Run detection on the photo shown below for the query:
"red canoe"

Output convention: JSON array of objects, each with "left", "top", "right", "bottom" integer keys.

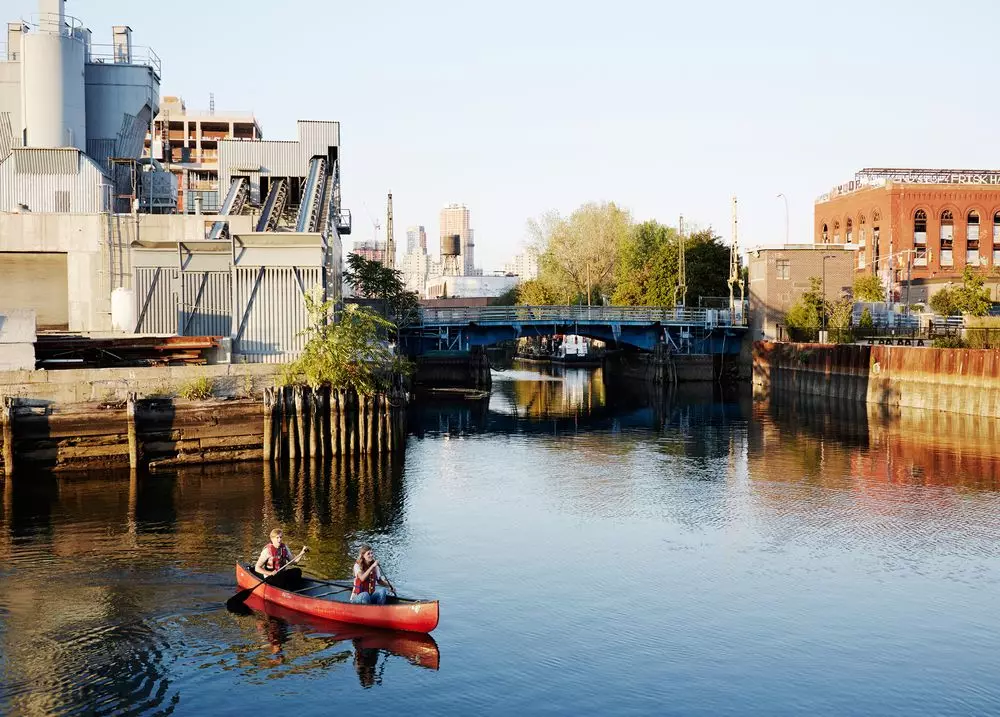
[
  {"left": 244, "top": 593, "right": 441, "bottom": 670},
  {"left": 235, "top": 563, "right": 440, "bottom": 634}
]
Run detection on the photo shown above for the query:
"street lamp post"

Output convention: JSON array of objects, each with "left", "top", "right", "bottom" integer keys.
[
  {"left": 777, "top": 193, "right": 789, "bottom": 245},
  {"left": 822, "top": 254, "right": 836, "bottom": 338}
]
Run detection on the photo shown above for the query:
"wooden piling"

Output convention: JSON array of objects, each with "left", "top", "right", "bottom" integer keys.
[
  {"left": 2, "top": 397, "right": 15, "bottom": 479},
  {"left": 311, "top": 387, "right": 323, "bottom": 458},
  {"left": 126, "top": 393, "right": 141, "bottom": 470},
  {"left": 263, "top": 387, "right": 274, "bottom": 461},
  {"left": 287, "top": 386, "right": 299, "bottom": 460},
  {"left": 295, "top": 386, "right": 307, "bottom": 458},
  {"left": 319, "top": 387, "right": 331, "bottom": 457},
  {"left": 335, "top": 390, "right": 344, "bottom": 456},
  {"left": 365, "top": 394, "right": 375, "bottom": 454}
]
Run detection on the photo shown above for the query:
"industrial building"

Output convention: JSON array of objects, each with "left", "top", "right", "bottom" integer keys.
[
  {"left": 0, "top": 0, "right": 350, "bottom": 364},
  {"left": 143, "top": 95, "right": 262, "bottom": 214},
  {"left": 814, "top": 168, "right": 1000, "bottom": 303},
  {"left": 747, "top": 244, "right": 855, "bottom": 342}
]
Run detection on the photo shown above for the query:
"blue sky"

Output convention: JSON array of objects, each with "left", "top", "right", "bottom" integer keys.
[{"left": 58, "top": 0, "right": 1000, "bottom": 269}]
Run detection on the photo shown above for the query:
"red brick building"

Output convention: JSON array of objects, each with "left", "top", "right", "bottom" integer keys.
[{"left": 814, "top": 168, "right": 1000, "bottom": 303}]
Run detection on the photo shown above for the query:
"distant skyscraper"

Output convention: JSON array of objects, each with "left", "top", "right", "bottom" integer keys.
[
  {"left": 406, "top": 225, "right": 427, "bottom": 255},
  {"left": 440, "top": 203, "right": 474, "bottom": 275}
]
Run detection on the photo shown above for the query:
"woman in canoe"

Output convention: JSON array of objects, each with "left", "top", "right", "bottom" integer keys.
[
  {"left": 352, "top": 544, "right": 396, "bottom": 605},
  {"left": 254, "top": 528, "right": 307, "bottom": 588}
]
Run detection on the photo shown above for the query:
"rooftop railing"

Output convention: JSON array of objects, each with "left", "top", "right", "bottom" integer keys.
[{"left": 88, "top": 44, "right": 162, "bottom": 77}]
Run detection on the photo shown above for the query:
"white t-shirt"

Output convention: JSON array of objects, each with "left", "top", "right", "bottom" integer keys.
[{"left": 353, "top": 562, "right": 381, "bottom": 585}]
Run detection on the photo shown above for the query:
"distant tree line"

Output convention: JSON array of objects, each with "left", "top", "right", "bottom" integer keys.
[{"left": 510, "top": 201, "right": 734, "bottom": 307}]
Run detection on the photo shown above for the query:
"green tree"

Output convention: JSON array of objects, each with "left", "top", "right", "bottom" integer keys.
[
  {"left": 853, "top": 274, "right": 886, "bottom": 303},
  {"left": 684, "top": 230, "right": 733, "bottom": 306},
  {"left": 953, "top": 266, "right": 992, "bottom": 317},
  {"left": 530, "top": 201, "right": 632, "bottom": 304},
  {"left": 827, "top": 294, "right": 854, "bottom": 343},
  {"left": 612, "top": 220, "right": 676, "bottom": 306},
  {"left": 345, "top": 253, "right": 420, "bottom": 327},
  {"left": 929, "top": 287, "right": 958, "bottom": 316},
  {"left": 783, "top": 276, "right": 825, "bottom": 341},
  {"left": 611, "top": 223, "right": 731, "bottom": 307},
  {"left": 930, "top": 267, "right": 992, "bottom": 316},
  {"left": 858, "top": 307, "right": 874, "bottom": 330},
  {"left": 281, "top": 296, "right": 411, "bottom": 393}
]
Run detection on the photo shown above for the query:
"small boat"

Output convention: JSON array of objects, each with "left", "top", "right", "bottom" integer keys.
[
  {"left": 234, "top": 562, "right": 440, "bottom": 634},
  {"left": 244, "top": 593, "right": 440, "bottom": 670}
]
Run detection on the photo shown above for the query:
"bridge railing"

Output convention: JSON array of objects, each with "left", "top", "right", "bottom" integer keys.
[{"left": 415, "top": 305, "right": 747, "bottom": 327}]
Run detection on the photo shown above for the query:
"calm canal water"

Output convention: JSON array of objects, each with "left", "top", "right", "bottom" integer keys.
[{"left": 2, "top": 362, "right": 1000, "bottom": 715}]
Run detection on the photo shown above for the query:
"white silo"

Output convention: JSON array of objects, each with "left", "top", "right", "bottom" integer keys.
[{"left": 20, "top": 0, "right": 87, "bottom": 150}]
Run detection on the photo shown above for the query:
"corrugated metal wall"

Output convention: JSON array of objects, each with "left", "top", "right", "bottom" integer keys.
[
  {"left": 134, "top": 266, "right": 178, "bottom": 334},
  {"left": 180, "top": 271, "right": 231, "bottom": 336},
  {"left": 297, "top": 120, "right": 340, "bottom": 162},
  {"left": 218, "top": 141, "right": 303, "bottom": 197},
  {"left": 232, "top": 266, "right": 319, "bottom": 363},
  {"left": 0, "top": 148, "right": 109, "bottom": 212}
]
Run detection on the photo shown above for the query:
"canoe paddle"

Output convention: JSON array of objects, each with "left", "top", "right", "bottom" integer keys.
[{"left": 226, "top": 546, "right": 308, "bottom": 611}]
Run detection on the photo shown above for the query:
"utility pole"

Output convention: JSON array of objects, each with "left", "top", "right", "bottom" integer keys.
[
  {"left": 385, "top": 192, "right": 395, "bottom": 269},
  {"left": 676, "top": 214, "right": 687, "bottom": 308},
  {"left": 728, "top": 196, "right": 744, "bottom": 316}
]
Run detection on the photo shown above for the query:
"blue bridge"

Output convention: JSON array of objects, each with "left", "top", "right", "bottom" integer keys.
[{"left": 400, "top": 305, "right": 747, "bottom": 354}]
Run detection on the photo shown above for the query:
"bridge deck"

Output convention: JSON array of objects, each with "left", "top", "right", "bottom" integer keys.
[{"left": 415, "top": 305, "right": 746, "bottom": 329}]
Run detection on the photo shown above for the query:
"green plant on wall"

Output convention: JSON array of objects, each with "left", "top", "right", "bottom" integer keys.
[
  {"left": 178, "top": 376, "right": 214, "bottom": 400},
  {"left": 280, "top": 292, "right": 413, "bottom": 394}
]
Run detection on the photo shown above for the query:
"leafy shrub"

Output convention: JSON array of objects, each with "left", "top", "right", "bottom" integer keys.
[
  {"left": 178, "top": 376, "right": 214, "bottom": 400},
  {"left": 932, "top": 336, "right": 967, "bottom": 349}
]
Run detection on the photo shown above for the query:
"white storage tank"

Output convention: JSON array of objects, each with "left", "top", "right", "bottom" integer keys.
[
  {"left": 21, "top": 0, "right": 87, "bottom": 150},
  {"left": 111, "top": 287, "right": 136, "bottom": 332}
]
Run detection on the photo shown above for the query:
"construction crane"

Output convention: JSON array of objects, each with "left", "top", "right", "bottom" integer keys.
[
  {"left": 728, "top": 196, "right": 745, "bottom": 317},
  {"left": 386, "top": 192, "right": 395, "bottom": 269},
  {"left": 676, "top": 214, "right": 687, "bottom": 308}
]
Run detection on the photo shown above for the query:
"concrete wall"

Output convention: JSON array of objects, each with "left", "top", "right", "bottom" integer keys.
[
  {"left": 753, "top": 340, "right": 1000, "bottom": 418},
  {"left": 0, "top": 309, "right": 35, "bottom": 370},
  {"left": 0, "top": 212, "right": 257, "bottom": 333},
  {"left": 0, "top": 362, "right": 279, "bottom": 404},
  {"left": 0, "top": 211, "right": 110, "bottom": 330}
]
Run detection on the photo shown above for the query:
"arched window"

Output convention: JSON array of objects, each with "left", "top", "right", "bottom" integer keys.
[
  {"left": 846, "top": 217, "right": 853, "bottom": 244},
  {"left": 967, "top": 211, "right": 981, "bottom": 266},
  {"left": 858, "top": 215, "right": 867, "bottom": 268},
  {"left": 822, "top": 223, "right": 829, "bottom": 243},
  {"left": 994, "top": 211, "right": 1000, "bottom": 265},
  {"left": 913, "top": 209, "right": 928, "bottom": 266},
  {"left": 833, "top": 220, "right": 841, "bottom": 244},
  {"left": 872, "top": 209, "right": 881, "bottom": 222},
  {"left": 940, "top": 210, "right": 954, "bottom": 266}
]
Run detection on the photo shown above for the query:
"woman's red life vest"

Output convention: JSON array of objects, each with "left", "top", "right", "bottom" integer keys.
[
  {"left": 266, "top": 542, "right": 292, "bottom": 571},
  {"left": 353, "top": 562, "right": 378, "bottom": 596}
]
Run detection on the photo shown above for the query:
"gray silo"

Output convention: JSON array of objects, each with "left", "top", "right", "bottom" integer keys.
[{"left": 20, "top": 0, "right": 86, "bottom": 150}]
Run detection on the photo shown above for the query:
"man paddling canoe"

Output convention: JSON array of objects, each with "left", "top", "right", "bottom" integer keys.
[{"left": 254, "top": 528, "right": 308, "bottom": 589}]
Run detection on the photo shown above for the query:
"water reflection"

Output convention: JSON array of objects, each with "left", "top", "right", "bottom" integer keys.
[
  {"left": 411, "top": 361, "right": 749, "bottom": 440},
  {"left": 0, "top": 456, "right": 415, "bottom": 716},
  {"left": 242, "top": 594, "right": 440, "bottom": 687},
  {"left": 752, "top": 393, "right": 1000, "bottom": 491}
]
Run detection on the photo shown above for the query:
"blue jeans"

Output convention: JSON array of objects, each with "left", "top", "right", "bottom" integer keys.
[{"left": 351, "top": 587, "right": 388, "bottom": 605}]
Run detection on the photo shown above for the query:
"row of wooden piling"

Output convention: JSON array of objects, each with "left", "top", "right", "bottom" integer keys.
[{"left": 262, "top": 385, "right": 407, "bottom": 461}]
